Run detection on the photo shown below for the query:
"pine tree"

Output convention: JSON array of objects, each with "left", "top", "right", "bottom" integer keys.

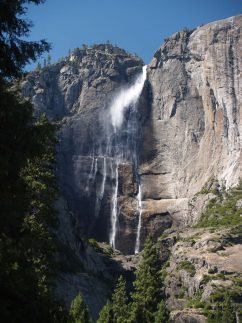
[
  {"left": 155, "top": 300, "right": 170, "bottom": 323},
  {"left": 97, "top": 302, "right": 114, "bottom": 323},
  {"left": 130, "top": 236, "right": 163, "bottom": 322},
  {"left": 112, "top": 276, "right": 130, "bottom": 323},
  {"left": 0, "top": 0, "right": 50, "bottom": 79},
  {"left": 97, "top": 277, "right": 129, "bottom": 323},
  {"left": 0, "top": 88, "right": 59, "bottom": 322},
  {"left": 69, "top": 293, "right": 92, "bottom": 323},
  {"left": 0, "top": 1, "right": 60, "bottom": 321}
]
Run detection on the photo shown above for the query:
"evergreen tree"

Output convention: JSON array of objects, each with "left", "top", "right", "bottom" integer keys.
[
  {"left": 0, "top": 1, "right": 60, "bottom": 321},
  {"left": 97, "top": 277, "right": 129, "bottom": 323},
  {"left": 97, "top": 302, "right": 114, "bottom": 323},
  {"left": 130, "top": 236, "right": 163, "bottom": 322},
  {"left": 0, "top": 0, "right": 50, "bottom": 79},
  {"left": 112, "top": 276, "right": 130, "bottom": 323},
  {"left": 69, "top": 293, "right": 92, "bottom": 323},
  {"left": 0, "top": 87, "right": 59, "bottom": 321},
  {"left": 155, "top": 300, "right": 170, "bottom": 323}
]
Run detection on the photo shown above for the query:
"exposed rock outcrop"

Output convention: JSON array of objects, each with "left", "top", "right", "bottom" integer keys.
[{"left": 158, "top": 227, "right": 242, "bottom": 322}]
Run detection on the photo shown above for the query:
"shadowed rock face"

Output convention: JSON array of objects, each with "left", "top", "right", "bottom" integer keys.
[{"left": 21, "top": 16, "right": 242, "bottom": 255}]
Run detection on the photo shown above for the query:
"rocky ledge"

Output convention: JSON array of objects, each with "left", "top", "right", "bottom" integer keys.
[{"left": 158, "top": 226, "right": 242, "bottom": 322}]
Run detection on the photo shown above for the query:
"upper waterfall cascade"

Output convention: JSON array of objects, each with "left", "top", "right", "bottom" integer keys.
[{"left": 110, "top": 66, "right": 147, "bottom": 129}]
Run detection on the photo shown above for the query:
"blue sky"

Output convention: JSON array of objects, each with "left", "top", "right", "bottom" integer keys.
[{"left": 26, "top": 0, "right": 242, "bottom": 69}]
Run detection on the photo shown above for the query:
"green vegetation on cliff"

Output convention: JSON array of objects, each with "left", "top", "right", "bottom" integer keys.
[{"left": 197, "top": 181, "right": 242, "bottom": 228}]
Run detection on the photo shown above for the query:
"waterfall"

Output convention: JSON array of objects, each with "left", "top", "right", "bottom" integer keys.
[
  {"left": 94, "top": 157, "right": 107, "bottom": 217},
  {"left": 110, "top": 65, "right": 147, "bottom": 130},
  {"left": 135, "top": 184, "right": 142, "bottom": 254},
  {"left": 109, "top": 162, "right": 119, "bottom": 248},
  {"left": 107, "top": 65, "right": 147, "bottom": 250},
  {"left": 100, "top": 157, "right": 107, "bottom": 200},
  {"left": 93, "top": 158, "right": 98, "bottom": 178},
  {"left": 82, "top": 65, "right": 147, "bottom": 251},
  {"left": 85, "top": 156, "right": 97, "bottom": 193}
]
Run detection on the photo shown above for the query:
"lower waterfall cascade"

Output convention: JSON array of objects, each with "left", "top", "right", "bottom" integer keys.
[{"left": 109, "top": 162, "right": 119, "bottom": 248}]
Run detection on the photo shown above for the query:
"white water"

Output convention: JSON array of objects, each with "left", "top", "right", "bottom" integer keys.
[
  {"left": 110, "top": 65, "right": 147, "bottom": 129},
  {"left": 109, "top": 163, "right": 119, "bottom": 248},
  {"left": 83, "top": 66, "right": 147, "bottom": 250},
  {"left": 94, "top": 157, "right": 107, "bottom": 217},
  {"left": 135, "top": 184, "right": 142, "bottom": 254},
  {"left": 107, "top": 66, "right": 147, "bottom": 250},
  {"left": 85, "top": 156, "right": 97, "bottom": 193},
  {"left": 100, "top": 157, "right": 107, "bottom": 200},
  {"left": 93, "top": 158, "right": 98, "bottom": 178}
]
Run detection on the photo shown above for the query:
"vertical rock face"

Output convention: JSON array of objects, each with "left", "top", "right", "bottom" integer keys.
[{"left": 139, "top": 15, "right": 242, "bottom": 242}]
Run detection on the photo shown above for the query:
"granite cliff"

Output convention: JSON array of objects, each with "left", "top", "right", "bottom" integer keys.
[
  {"left": 140, "top": 14, "right": 242, "bottom": 234},
  {"left": 20, "top": 15, "right": 242, "bottom": 321}
]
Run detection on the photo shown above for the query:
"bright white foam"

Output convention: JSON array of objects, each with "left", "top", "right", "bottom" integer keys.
[{"left": 110, "top": 65, "right": 147, "bottom": 129}]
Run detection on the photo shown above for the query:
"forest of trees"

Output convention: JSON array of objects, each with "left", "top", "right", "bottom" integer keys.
[{"left": 0, "top": 1, "right": 63, "bottom": 321}]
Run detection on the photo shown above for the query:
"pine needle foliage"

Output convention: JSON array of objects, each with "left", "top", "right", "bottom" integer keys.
[
  {"left": 97, "top": 302, "right": 114, "bottom": 323},
  {"left": 130, "top": 235, "right": 163, "bottom": 322},
  {"left": 155, "top": 300, "right": 170, "bottom": 323},
  {"left": 69, "top": 293, "right": 92, "bottom": 323}
]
